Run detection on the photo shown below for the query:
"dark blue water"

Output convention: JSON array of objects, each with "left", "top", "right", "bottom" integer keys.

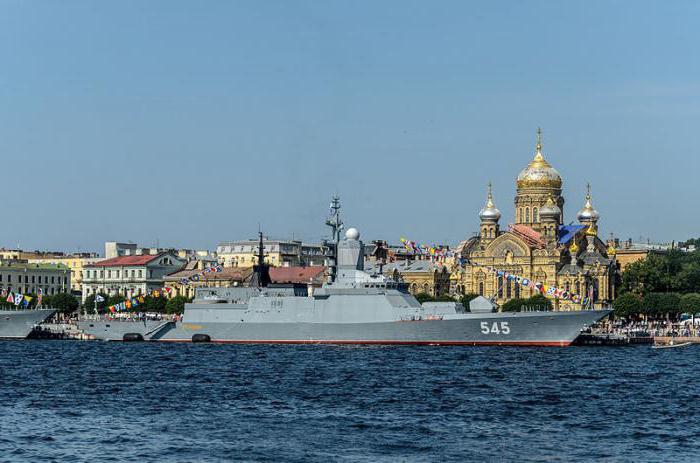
[{"left": 1, "top": 342, "right": 698, "bottom": 462}]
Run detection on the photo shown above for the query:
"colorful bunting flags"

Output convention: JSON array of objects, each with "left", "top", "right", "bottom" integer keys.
[
  {"left": 399, "top": 237, "right": 455, "bottom": 263},
  {"left": 105, "top": 287, "right": 172, "bottom": 313},
  {"left": 482, "top": 264, "right": 589, "bottom": 305},
  {"left": 179, "top": 264, "right": 224, "bottom": 286}
]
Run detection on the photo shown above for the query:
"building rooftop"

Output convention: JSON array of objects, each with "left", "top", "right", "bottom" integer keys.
[
  {"left": 0, "top": 262, "right": 70, "bottom": 270},
  {"left": 269, "top": 266, "right": 325, "bottom": 284},
  {"left": 164, "top": 266, "right": 254, "bottom": 282},
  {"left": 85, "top": 254, "right": 166, "bottom": 268}
]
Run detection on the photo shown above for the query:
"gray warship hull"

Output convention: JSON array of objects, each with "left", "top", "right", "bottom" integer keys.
[
  {"left": 157, "top": 310, "right": 609, "bottom": 346},
  {"left": 77, "top": 309, "right": 610, "bottom": 346},
  {"left": 76, "top": 319, "right": 173, "bottom": 341},
  {"left": 0, "top": 309, "right": 55, "bottom": 339}
]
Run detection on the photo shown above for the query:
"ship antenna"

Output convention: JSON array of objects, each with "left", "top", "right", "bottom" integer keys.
[
  {"left": 250, "top": 229, "right": 271, "bottom": 288},
  {"left": 257, "top": 231, "right": 265, "bottom": 267},
  {"left": 325, "top": 195, "right": 344, "bottom": 282}
]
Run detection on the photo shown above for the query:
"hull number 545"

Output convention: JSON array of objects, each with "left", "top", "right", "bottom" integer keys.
[{"left": 480, "top": 321, "right": 510, "bottom": 335}]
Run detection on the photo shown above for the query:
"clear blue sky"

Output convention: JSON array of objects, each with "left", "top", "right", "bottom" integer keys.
[{"left": 1, "top": 1, "right": 698, "bottom": 253}]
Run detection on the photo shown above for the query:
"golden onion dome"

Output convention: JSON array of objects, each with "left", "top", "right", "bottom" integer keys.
[
  {"left": 585, "top": 222, "right": 598, "bottom": 237},
  {"left": 569, "top": 240, "right": 580, "bottom": 254},
  {"left": 607, "top": 244, "right": 617, "bottom": 256},
  {"left": 516, "top": 129, "right": 562, "bottom": 190}
]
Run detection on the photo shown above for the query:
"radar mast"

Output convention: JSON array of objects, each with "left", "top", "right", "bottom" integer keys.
[{"left": 324, "top": 195, "right": 344, "bottom": 282}]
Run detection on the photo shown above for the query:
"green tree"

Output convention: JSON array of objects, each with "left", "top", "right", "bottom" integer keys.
[
  {"left": 523, "top": 294, "right": 553, "bottom": 311},
  {"left": 141, "top": 295, "right": 167, "bottom": 313},
  {"left": 613, "top": 292, "right": 643, "bottom": 318},
  {"left": 679, "top": 293, "right": 700, "bottom": 315},
  {"left": 165, "top": 295, "right": 191, "bottom": 314},
  {"left": 501, "top": 298, "right": 525, "bottom": 312},
  {"left": 620, "top": 249, "right": 700, "bottom": 295},
  {"left": 49, "top": 292, "right": 80, "bottom": 314},
  {"left": 83, "top": 293, "right": 110, "bottom": 313},
  {"left": 643, "top": 292, "right": 681, "bottom": 318}
]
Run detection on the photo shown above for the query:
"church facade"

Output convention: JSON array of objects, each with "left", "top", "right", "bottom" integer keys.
[{"left": 453, "top": 130, "right": 617, "bottom": 310}]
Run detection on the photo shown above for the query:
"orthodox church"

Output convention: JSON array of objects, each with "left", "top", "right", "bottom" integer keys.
[{"left": 454, "top": 129, "right": 617, "bottom": 310}]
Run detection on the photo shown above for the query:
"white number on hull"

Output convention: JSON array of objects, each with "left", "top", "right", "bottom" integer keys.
[{"left": 480, "top": 321, "right": 510, "bottom": 335}]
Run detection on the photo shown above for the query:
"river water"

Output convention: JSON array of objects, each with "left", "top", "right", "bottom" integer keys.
[{"left": 0, "top": 341, "right": 698, "bottom": 462}]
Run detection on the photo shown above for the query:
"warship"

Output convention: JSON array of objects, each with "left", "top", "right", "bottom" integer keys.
[
  {"left": 77, "top": 197, "right": 611, "bottom": 346},
  {"left": 0, "top": 309, "right": 55, "bottom": 339}
]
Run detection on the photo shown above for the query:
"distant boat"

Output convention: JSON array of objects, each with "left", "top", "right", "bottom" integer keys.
[{"left": 652, "top": 341, "right": 693, "bottom": 349}]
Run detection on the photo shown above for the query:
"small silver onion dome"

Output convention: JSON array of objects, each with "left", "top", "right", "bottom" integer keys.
[
  {"left": 577, "top": 183, "right": 599, "bottom": 222},
  {"left": 539, "top": 196, "right": 561, "bottom": 220},
  {"left": 479, "top": 183, "right": 501, "bottom": 222}
]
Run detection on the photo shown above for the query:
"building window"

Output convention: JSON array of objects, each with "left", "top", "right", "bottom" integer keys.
[
  {"left": 498, "top": 276, "right": 503, "bottom": 298},
  {"left": 515, "top": 282, "right": 520, "bottom": 299},
  {"left": 479, "top": 282, "right": 484, "bottom": 296},
  {"left": 593, "top": 280, "right": 599, "bottom": 302},
  {"left": 533, "top": 207, "right": 538, "bottom": 223},
  {"left": 506, "top": 279, "right": 512, "bottom": 299},
  {"left": 525, "top": 208, "right": 530, "bottom": 223}
]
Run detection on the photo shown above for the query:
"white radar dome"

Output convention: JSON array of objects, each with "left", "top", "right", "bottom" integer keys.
[{"left": 345, "top": 228, "right": 360, "bottom": 241}]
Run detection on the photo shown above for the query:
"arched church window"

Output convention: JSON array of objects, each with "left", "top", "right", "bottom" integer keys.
[
  {"left": 506, "top": 279, "right": 512, "bottom": 298},
  {"left": 519, "top": 208, "right": 523, "bottom": 222},
  {"left": 533, "top": 207, "right": 538, "bottom": 223},
  {"left": 515, "top": 282, "right": 520, "bottom": 299},
  {"left": 525, "top": 208, "right": 530, "bottom": 222},
  {"left": 575, "top": 281, "right": 580, "bottom": 295},
  {"left": 479, "top": 282, "right": 484, "bottom": 296},
  {"left": 498, "top": 276, "right": 503, "bottom": 298}
]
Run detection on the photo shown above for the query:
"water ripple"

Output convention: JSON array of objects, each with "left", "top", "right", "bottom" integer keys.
[{"left": 1, "top": 341, "right": 699, "bottom": 462}]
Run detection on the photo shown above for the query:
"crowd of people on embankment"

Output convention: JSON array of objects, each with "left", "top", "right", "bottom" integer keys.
[{"left": 594, "top": 318, "right": 700, "bottom": 338}]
